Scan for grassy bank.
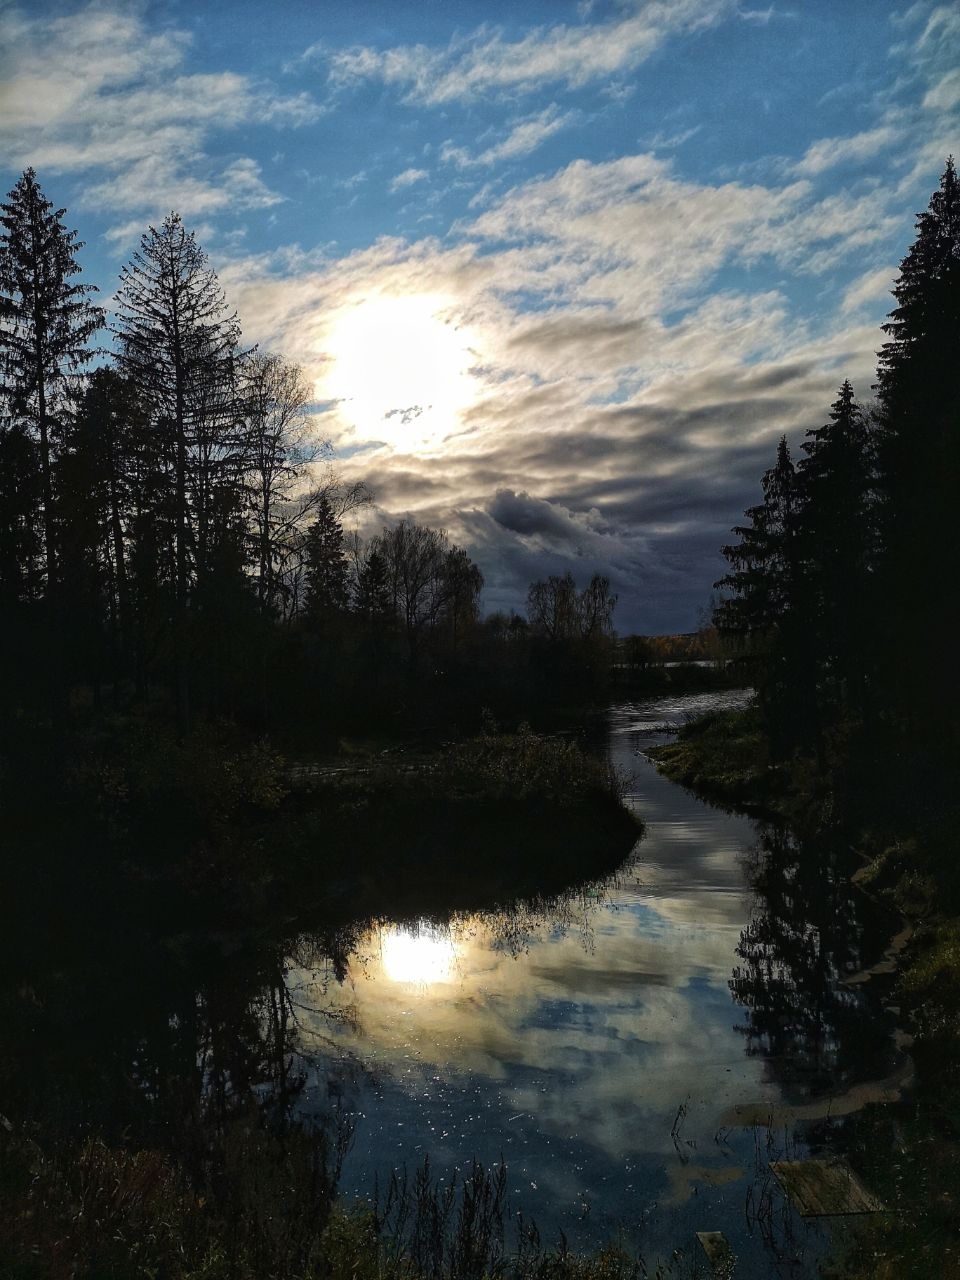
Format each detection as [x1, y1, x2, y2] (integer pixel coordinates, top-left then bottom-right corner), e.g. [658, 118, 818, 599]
[2, 713, 639, 924]
[645, 703, 783, 816]
[0, 1127, 676, 1280]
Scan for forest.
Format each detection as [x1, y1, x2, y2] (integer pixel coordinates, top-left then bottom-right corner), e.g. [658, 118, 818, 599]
[0, 175, 626, 746]
[652, 158, 960, 1279]
[696, 159, 959, 832]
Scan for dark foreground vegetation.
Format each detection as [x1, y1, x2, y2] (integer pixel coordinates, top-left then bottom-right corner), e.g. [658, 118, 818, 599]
[654, 161, 960, 1278]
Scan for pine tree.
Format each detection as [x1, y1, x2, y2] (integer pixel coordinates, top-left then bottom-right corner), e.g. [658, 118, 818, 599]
[354, 546, 391, 619]
[303, 495, 349, 621]
[0, 169, 103, 591]
[113, 213, 246, 728]
[716, 437, 815, 752]
[795, 380, 874, 717]
[0, 421, 41, 604]
[874, 158, 960, 733]
[716, 437, 799, 654]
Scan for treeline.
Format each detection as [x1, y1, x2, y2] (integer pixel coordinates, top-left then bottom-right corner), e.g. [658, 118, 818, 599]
[715, 159, 959, 821]
[0, 170, 617, 738]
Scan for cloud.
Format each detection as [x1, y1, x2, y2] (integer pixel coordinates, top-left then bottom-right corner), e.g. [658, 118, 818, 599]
[208, 132, 900, 630]
[444, 106, 576, 169]
[85, 153, 282, 239]
[923, 67, 960, 111]
[320, 0, 737, 105]
[840, 265, 896, 314]
[488, 489, 608, 547]
[0, 1, 318, 229]
[390, 167, 430, 192]
[736, 6, 777, 22]
[793, 126, 899, 177]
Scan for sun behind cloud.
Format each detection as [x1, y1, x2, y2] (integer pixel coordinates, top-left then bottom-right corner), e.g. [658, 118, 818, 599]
[380, 922, 459, 987]
[323, 294, 480, 452]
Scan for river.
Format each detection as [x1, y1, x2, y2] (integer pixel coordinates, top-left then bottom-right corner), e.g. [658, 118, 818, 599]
[274, 690, 905, 1277]
[4, 689, 904, 1277]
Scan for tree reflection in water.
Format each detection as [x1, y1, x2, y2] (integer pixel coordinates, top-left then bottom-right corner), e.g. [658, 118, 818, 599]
[0, 845, 621, 1179]
[730, 822, 897, 1100]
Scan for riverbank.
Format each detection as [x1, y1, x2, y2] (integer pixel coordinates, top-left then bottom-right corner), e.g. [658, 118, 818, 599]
[644, 700, 835, 829]
[0, 714, 649, 1280]
[648, 699, 960, 1279]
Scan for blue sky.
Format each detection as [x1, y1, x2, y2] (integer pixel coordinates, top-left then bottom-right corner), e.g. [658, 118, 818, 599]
[2, 0, 957, 631]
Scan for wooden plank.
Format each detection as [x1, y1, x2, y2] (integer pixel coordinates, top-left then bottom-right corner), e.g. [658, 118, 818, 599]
[696, 1230, 733, 1272]
[770, 1159, 885, 1216]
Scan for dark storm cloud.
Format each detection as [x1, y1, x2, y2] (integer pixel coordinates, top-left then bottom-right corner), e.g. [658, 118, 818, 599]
[352, 348, 859, 632]
[488, 488, 607, 543]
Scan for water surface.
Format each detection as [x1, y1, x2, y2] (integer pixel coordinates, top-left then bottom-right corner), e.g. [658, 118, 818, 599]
[283, 691, 901, 1275]
[5, 690, 902, 1277]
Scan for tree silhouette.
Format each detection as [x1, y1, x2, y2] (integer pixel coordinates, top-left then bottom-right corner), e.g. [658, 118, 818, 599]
[113, 213, 246, 729]
[303, 494, 349, 621]
[354, 546, 391, 620]
[0, 420, 40, 605]
[527, 571, 580, 641]
[242, 351, 317, 616]
[367, 521, 483, 670]
[0, 168, 103, 592]
[716, 437, 816, 750]
[875, 157, 960, 734]
[795, 380, 875, 720]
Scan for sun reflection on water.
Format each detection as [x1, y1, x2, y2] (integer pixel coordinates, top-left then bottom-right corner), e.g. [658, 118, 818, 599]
[380, 923, 458, 987]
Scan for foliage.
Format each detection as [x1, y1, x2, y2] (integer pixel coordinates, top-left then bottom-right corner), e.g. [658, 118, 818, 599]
[874, 156, 960, 737]
[311, 722, 628, 815]
[0, 168, 104, 590]
[366, 519, 484, 669]
[648, 704, 773, 813]
[436, 722, 623, 806]
[795, 380, 875, 720]
[61, 717, 290, 845]
[0, 1118, 340, 1280]
[714, 436, 823, 755]
[0, 1131, 661, 1280]
[303, 493, 350, 619]
[713, 159, 959, 771]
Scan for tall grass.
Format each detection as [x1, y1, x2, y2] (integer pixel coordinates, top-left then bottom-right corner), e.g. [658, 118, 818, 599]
[0, 1134, 666, 1280]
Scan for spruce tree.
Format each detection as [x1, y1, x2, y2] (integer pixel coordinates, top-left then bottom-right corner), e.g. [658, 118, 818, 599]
[0, 421, 41, 604]
[716, 437, 799, 658]
[875, 158, 960, 733]
[113, 213, 246, 728]
[716, 437, 815, 753]
[355, 547, 391, 619]
[303, 495, 349, 621]
[795, 380, 874, 718]
[0, 169, 103, 591]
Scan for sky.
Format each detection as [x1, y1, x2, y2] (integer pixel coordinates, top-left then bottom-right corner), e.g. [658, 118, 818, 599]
[1, 0, 957, 632]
